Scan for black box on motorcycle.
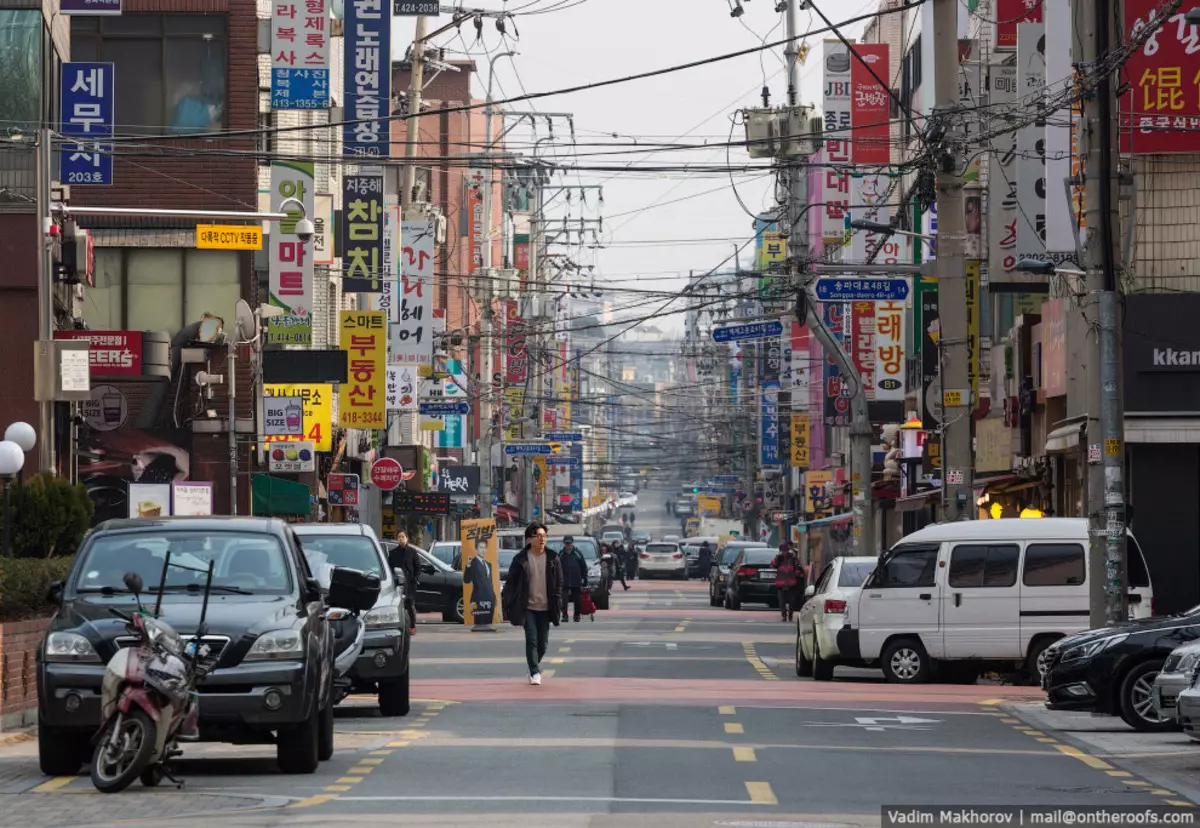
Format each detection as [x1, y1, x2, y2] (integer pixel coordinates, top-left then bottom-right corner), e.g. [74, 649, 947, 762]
[327, 567, 381, 613]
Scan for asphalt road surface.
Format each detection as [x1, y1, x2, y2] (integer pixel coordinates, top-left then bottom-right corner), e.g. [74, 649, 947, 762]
[0, 497, 1192, 825]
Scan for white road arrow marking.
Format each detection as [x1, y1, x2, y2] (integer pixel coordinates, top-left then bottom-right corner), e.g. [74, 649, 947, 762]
[853, 715, 941, 731]
[625, 642, 678, 649]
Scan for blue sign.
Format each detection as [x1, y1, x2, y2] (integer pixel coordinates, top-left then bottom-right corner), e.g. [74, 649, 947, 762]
[419, 401, 470, 416]
[702, 487, 737, 495]
[760, 380, 781, 466]
[343, 0, 390, 158]
[712, 320, 784, 343]
[544, 432, 583, 443]
[569, 441, 583, 510]
[550, 456, 581, 468]
[711, 474, 739, 483]
[815, 278, 910, 302]
[273, 68, 330, 111]
[505, 443, 552, 456]
[60, 63, 114, 186]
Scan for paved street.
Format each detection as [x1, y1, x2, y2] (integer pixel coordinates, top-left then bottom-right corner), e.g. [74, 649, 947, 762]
[1, 539, 1196, 827]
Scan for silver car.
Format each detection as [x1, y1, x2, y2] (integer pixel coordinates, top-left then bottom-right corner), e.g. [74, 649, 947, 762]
[1158, 641, 1200, 728]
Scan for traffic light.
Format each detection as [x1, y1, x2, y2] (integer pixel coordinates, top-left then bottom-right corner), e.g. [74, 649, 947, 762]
[691, 486, 699, 493]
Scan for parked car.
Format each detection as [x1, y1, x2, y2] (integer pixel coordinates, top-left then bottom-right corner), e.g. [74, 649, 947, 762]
[413, 549, 465, 623]
[292, 524, 411, 717]
[428, 541, 460, 568]
[673, 500, 695, 518]
[1172, 653, 1200, 741]
[38, 517, 336, 776]
[710, 541, 768, 606]
[631, 530, 652, 547]
[681, 536, 720, 578]
[1043, 609, 1200, 731]
[795, 556, 878, 680]
[1152, 640, 1200, 723]
[837, 519, 1156, 686]
[638, 542, 687, 580]
[723, 546, 781, 610]
[546, 536, 611, 610]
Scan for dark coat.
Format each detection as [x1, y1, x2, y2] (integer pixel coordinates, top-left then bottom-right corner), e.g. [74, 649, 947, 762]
[501, 545, 564, 627]
[561, 547, 589, 589]
[387, 543, 420, 590]
[698, 543, 713, 572]
[463, 556, 496, 606]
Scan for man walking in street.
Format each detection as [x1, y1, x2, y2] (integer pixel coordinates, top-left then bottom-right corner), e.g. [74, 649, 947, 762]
[697, 540, 713, 581]
[559, 535, 589, 623]
[611, 541, 630, 591]
[501, 522, 564, 685]
[771, 543, 803, 622]
[387, 531, 420, 636]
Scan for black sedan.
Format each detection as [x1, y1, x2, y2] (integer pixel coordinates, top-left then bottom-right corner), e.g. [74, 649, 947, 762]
[723, 546, 779, 610]
[413, 549, 464, 623]
[1042, 610, 1200, 731]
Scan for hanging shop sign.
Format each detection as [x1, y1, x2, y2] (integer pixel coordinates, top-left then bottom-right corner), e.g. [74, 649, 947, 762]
[271, 0, 330, 110]
[342, 174, 385, 292]
[267, 161, 315, 345]
[338, 310, 386, 429]
[342, 0, 391, 158]
[60, 62, 115, 186]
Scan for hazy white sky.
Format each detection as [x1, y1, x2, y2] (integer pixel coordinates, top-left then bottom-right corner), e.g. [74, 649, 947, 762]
[394, 0, 872, 331]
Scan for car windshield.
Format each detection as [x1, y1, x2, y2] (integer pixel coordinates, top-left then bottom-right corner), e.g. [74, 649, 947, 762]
[75, 531, 293, 595]
[632, 532, 651, 541]
[838, 562, 876, 587]
[745, 548, 776, 565]
[294, 534, 383, 586]
[498, 534, 526, 551]
[647, 544, 677, 554]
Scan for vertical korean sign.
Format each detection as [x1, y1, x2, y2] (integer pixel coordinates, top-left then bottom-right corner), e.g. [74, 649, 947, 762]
[60, 63, 114, 186]
[394, 219, 435, 373]
[268, 161, 315, 345]
[823, 303, 850, 426]
[342, 0, 390, 158]
[1016, 23, 1046, 261]
[271, 0, 330, 110]
[785, 320, 810, 399]
[790, 413, 810, 469]
[966, 261, 980, 405]
[920, 291, 941, 427]
[343, 174, 384, 292]
[339, 311, 386, 429]
[821, 40, 853, 242]
[465, 168, 486, 275]
[850, 44, 890, 164]
[987, 63, 1021, 284]
[761, 381, 781, 466]
[874, 299, 906, 401]
[850, 301, 876, 401]
[995, 0, 1043, 49]
[368, 205, 400, 323]
[504, 302, 528, 441]
[1120, 0, 1200, 153]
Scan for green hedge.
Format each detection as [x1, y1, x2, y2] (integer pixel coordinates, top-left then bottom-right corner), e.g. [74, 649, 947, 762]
[0, 555, 75, 622]
[9, 474, 94, 559]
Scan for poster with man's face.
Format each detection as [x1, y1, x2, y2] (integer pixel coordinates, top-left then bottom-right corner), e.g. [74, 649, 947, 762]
[460, 519, 500, 626]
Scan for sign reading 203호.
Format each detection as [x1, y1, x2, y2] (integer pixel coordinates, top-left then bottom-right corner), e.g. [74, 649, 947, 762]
[342, 175, 384, 292]
[339, 311, 386, 429]
[263, 384, 332, 451]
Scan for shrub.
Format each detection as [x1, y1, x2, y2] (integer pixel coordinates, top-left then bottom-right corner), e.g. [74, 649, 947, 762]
[8, 473, 94, 559]
[0, 555, 75, 621]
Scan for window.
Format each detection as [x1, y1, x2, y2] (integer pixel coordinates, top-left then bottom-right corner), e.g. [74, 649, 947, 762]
[70, 14, 227, 135]
[949, 544, 1019, 588]
[0, 12, 42, 135]
[1024, 543, 1085, 587]
[869, 545, 938, 588]
[838, 561, 877, 588]
[814, 564, 834, 595]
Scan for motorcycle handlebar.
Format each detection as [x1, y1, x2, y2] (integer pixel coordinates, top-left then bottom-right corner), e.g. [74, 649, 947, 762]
[108, 607, 131, 622]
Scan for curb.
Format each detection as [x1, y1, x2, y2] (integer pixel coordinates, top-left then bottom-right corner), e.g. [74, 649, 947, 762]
[0, 728, 35, 748]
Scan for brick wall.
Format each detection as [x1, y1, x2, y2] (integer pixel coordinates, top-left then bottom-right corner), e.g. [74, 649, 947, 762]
[0, 617, 52, 730]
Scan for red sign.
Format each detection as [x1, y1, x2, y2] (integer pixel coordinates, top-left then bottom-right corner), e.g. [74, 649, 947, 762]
[328, 473, 359, 506]
[850, 44, 891, 165]
[504, 301, 528, 384]
[54, 330, 142, 376]
[465, 181, 484, 271]
[371, 457, 404, 491]
[514, 242, 530, 272]
[1120, 0, 1200, 153]
[995, 0, 1043, 49]
[850, 301, 876, 399]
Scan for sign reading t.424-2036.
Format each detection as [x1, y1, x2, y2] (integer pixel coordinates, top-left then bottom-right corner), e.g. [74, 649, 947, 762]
[393, 0, 439, 14]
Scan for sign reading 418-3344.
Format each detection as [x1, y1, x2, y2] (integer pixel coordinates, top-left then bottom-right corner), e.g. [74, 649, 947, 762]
[61, 62, 115, 186]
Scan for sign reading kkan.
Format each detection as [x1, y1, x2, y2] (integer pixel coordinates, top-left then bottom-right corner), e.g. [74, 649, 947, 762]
[196, 224, 263, 251]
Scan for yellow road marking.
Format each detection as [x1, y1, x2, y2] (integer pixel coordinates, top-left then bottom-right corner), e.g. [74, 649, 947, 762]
[978, 699, 1006, 706]
[291, 794, 340, 808]
[1023, 730, 1045, 737]
[558, 647, 571, 653]
[673, 626, 687, 633]
[724, 722, 745, 734]
[719, 706, 737, 715]
[359, 758, 385, 765]
[324, 785, 353, 793]
[1168, 801, 1196, 808]
[388, 741, 411, 747]
[1151, 789, 1175, 796]
[398, 730, 429, 738]
[1054, 744, 1112, 770]
[407, 721, 426, 728]
[733, 747, 757, 762]
[543, 669, 556, 678]
[980, 707, 1000, 712]
[1125, 780, 1151, 787]
[1107, 771, 1133, 778]
[348, 766, 373, 774]
[1036, 738, 1058, 743]
[31, 776, 75, 793]
[337, 776, 364, 784]
[547, 657, 566, 664]
[745, 781, 778, 805]
[1013, 725, 1032, 731]
[370, 750, 394, 756]
[1000, 718, 1020, 724]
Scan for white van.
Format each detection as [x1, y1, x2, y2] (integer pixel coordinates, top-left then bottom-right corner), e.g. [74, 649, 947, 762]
[835, 518, 1155, 683]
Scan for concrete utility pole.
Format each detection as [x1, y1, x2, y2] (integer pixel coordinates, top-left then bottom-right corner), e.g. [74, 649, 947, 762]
[400, 15, 427, 210]
[1079, 0, 1126, 626]
[35, 127, 54, 475]
[932, 0, 973, 520]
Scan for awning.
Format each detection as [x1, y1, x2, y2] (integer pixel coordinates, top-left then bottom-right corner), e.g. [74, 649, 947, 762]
[252, 474, 311, 516]
[895, 489, 940, 513]
[1046, 417, 1087, 453]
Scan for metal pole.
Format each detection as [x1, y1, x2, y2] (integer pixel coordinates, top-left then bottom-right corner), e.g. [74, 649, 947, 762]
[36, 128, 54, 475]
[228, 347, 238, 515]
[1081, 0, 1126, 626]
[932, 0, 972, 520]
[2, 478, 10, 558]
[400, 15, 427, 210]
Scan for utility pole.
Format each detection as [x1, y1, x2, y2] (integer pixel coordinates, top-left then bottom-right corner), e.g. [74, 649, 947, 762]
[35, 127, 54, 475]
[1080, 0, 1126, 626]
[400, 15, 427, 210]
[932, 0, 973, 521]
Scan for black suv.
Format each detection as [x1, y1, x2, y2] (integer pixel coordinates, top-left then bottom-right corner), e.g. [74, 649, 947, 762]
[38, 517, 335, 776]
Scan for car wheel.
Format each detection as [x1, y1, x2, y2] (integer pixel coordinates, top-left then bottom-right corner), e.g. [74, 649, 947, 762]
[1025, 636, 1060, 686]
[38, 717, 90, 776]
[317, 693, 335, 761]
[729, 591, 742, 611]
[1120, 660, 1177, 732]
[795, 625, 813, 678]
[277, 699, 320, 774]
[812, 635, 835, 682]
[443, 596, 465, 624]
[379, 669, 411, 717]
[881, 638, 932, 684]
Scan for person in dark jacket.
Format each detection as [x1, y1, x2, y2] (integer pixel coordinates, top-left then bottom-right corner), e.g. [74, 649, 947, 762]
[463, 545, 496, 627]
[387, 531, 420, 635]
[697, 541, 713, 580]
[771, 543, 804, 622]
[611, 541, 630, 590]
[559, 536, 589, 622]
[500, 522, 564, 685]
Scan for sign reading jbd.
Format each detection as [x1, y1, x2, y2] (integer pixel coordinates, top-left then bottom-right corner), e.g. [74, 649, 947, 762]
[196, 224, 263, 251]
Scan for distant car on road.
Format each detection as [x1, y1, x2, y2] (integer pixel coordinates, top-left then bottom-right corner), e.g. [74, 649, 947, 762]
[547, 536, 611, 610]
[723, 546, 780, 610]
[427, 540, 460, 568]
[638, 542, 687, 580]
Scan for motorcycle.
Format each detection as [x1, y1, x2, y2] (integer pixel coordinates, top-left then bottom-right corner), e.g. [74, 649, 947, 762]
[326, 595, 368, 706]
[90, 560, 218, 794]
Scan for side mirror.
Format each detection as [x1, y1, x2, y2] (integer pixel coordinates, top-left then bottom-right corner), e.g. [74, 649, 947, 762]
[420, 563, 436, 576]
[393, 568, 407, 585]
[328, 566, 382, 613]
[804, 584, 816, 599]
[123, 571, 144, 595]
[304, 577, 323, 603]
[47, 580, 64, 605]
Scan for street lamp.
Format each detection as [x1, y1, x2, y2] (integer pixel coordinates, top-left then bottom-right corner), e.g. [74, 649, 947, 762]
[0, 440, 25, 557]
[1187, 7, 1200, 25]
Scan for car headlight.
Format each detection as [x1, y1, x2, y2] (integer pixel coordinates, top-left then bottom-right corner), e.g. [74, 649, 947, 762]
[44, 632, 100, 663]
[246, 630, 305, 660]
[1177, 652, 1200, 675]
[1061, 633, 1129, 663]
[365, 605, 402, 629]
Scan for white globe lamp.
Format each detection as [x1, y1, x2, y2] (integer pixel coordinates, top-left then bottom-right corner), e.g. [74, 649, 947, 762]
[4, 422, 36, 454]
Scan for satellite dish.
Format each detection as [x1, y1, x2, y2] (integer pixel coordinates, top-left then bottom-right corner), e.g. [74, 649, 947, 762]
[235, 299, 256, 343]
[196, 313, 225, 344]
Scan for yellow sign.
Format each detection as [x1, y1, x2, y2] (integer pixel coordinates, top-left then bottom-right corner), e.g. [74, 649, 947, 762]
[263, 383, 332, 451]
[1105, 437, 1121, 456]
[461, 519, 500, 626]
[196, 224, 262, 251]
[943, 390, 964, 407]
[804, 470, 834, 517]
[504, 387, 525, 440]
[698, 495, 722, 516]
[966, 260, 980, 405]
[790, 413, 810, 468]
[338, 311, 387, 430]
[547, 443, 562, 455]
[759, 231, 787, 269]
